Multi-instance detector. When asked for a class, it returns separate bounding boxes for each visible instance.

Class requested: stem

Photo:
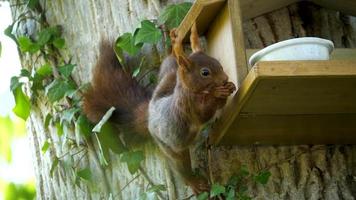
[118,174,140,194]
[138,166,165,200]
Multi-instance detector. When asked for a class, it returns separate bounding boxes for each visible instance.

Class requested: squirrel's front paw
[213,82,236,99]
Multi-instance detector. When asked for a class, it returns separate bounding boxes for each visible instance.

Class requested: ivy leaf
[41,140,51,154]
[36,63,53,77]
[18,36,40,53]
[27,0,40,10]
[210,183,226,197]
[254,170,271,185]
[10,76,21,91]
[147,185,166,193]
[226,188,236,200]
[50,157,59,177]
[135,20,162,45]
[36,26,61,46]
[55,121,63,136]
[116,33,143,56]
[121,150,145,174]
[113,44,126,67]
[4,24,17,44]
[20,69,31,78]
[58,64,75,78]
[197,192,209,200]
[149,74,157,84]
[76,168,91,181]
[12,87,31,120]
[97,122,126,156]
[76,114,93,138]
[44,113,52,129]
[158,2,192,29]
[45,80,76,102]
[61,107,80,124]
[53,37,65,49]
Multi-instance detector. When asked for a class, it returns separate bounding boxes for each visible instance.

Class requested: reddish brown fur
[83,41,150,136]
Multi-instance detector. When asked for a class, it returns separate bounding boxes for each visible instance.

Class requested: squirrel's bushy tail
[83,40,151,135]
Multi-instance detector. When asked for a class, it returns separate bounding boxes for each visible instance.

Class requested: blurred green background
[0,2,36,200]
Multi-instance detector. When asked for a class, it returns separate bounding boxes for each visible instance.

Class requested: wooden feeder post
[177,0,356,145]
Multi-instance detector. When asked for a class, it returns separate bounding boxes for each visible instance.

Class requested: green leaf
[27,0,40,10]
[0,42,2,57]
[36,63,53,77]
[36,26,61,46]
[92,107,115,132]
[210,183,226,197]
[20,69,31,78]
[61,107,80,124]
[158,2,192,29]
[45,80,76,102]
[135,20,162,44]
[121,150,145,174]
[98,122,126,155]
[147,185,166,193]
[58,64,75,78]
[254,170,271,185]
[94,133,109,166]
[133,56,146,78]
[4,24,17,44]
[132,66,141,78]
[226,188,236,200]
[44,113,52,129]
[41,140,50,154]
[10,76,21,91]
[197,192,209,200]
[113,44,126,67]
[149,74,157,84]
[116,33,142,56]
[50,157,59,177]
[76,168,91,181]
[53,37,65,49]
[18,36,40,53]
[55,121,63,136]
[12,87,31,120]
[76,114,93,138]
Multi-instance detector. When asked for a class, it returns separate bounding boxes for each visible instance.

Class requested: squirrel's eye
[200,68,211,77]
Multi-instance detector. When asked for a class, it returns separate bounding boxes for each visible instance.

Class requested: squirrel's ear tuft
[177,55,191,71]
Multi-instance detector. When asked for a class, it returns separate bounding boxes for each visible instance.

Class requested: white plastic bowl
[249,37,334,67]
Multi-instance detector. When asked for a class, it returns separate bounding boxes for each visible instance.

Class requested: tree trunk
[10,0,356,199]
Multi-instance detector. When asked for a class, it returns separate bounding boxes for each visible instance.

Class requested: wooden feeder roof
[178,0,356,39]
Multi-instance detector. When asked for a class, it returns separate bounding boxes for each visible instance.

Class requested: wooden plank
[243,76,356,115]
[206,5,239,85]
[228,0,248,85]
[240,0,298,20]
[311,0,356,17]
[177,0,225,41]
[211,60,356,144]
[220,114,356,145]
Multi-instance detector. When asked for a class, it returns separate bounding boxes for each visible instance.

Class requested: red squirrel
[83,23,236,194]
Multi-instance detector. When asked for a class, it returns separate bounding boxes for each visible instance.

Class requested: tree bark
[10,0,356,199]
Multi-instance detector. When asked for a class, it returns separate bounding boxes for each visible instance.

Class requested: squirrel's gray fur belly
[148,96,197,152]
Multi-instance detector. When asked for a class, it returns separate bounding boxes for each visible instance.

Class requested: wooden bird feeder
[176,0,356,145]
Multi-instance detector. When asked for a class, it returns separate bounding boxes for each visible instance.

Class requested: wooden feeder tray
[211,61,356,145]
